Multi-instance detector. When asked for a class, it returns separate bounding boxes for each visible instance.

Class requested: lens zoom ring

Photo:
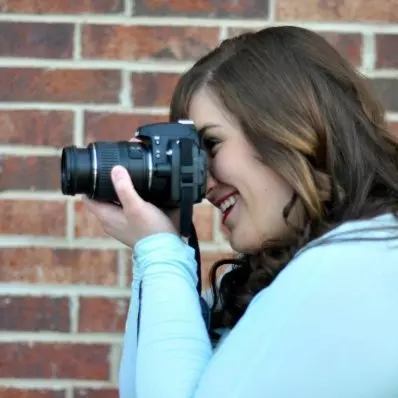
[95,143,121,200]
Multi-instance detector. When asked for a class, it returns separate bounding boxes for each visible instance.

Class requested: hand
[83,165,178,248]
[128,137,182,234]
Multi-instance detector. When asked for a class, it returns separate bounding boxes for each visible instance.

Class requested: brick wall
[0,1,397,397]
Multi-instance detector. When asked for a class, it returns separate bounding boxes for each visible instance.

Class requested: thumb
[111,165,142,211]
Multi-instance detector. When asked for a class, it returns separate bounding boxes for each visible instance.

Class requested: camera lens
[61,141,151,202]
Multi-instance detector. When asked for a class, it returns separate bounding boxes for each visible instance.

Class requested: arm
[134,233,213,397]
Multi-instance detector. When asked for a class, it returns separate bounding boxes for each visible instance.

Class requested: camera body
[61,120,207,209]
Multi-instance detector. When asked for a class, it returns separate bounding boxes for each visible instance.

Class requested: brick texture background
[0,0,397,396]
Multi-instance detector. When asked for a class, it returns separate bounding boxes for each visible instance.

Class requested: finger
[83,195,123,219]
[111,165,142,212]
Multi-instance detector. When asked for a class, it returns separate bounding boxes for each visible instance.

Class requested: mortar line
[219,26,228,41]
[0,379,114,388]
[74,23,82,60]
[362,32,376,71]
[69,295,79,333]
[66,199,75,241]
[110,344,122,385]
[0,284,131,297]
[0,14,396,31]
[118,249,128,288]
[0,58,192,70]
[0,103,170,113]
[268,0,277,22]
[125,0,134,16]
[74,108,84,146]
[0,331,124,343]
[0,146,62,155]
[120,70,133,108]
[0,236,233,251]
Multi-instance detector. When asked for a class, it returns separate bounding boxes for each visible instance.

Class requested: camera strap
[179,139,211,330]
[179,138,202,292]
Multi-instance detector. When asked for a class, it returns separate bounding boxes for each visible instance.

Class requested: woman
[84,26,398,397]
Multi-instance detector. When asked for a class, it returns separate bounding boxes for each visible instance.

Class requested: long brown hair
[169,25,398,329]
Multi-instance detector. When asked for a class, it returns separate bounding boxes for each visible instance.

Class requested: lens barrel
[61,141,150,202]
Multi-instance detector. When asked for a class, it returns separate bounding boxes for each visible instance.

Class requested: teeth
[220,195,237,213]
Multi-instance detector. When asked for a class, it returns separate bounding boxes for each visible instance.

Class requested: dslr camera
[60,120,207,233]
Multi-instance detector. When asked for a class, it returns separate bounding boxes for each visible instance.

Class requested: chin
[228,232,263,254]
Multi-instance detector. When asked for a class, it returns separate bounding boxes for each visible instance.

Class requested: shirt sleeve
[119,231,398,398]
[118,246,143,398]
[133,233,213,398]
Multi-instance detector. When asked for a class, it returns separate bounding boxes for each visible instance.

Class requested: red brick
[376,34,398,68]
[0,69,121,103]
[370,78,398,112]
[0,200,66,236]
[135,0,269,17]
[132,73,181,107]
[0,22,72,58]
[276,0,398,22]
[74,389,118,398]
[0,0,123,13]
[84,112,168,144]
[0,343,110,379]
[74,199,108,238]
[0,110,74,147]
[0,296,70,332]
[201,251,236,290]
[78,297,128,333]
[227,28,362,67]
[0,156,61,191]
[193,204,214,242]
[83,25,219,61]
[0,389,65,398]
[0,248,119,285]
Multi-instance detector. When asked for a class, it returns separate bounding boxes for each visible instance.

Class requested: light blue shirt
[119,213,398,398]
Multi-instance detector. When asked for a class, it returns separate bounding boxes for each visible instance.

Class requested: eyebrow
[196,123,220,136]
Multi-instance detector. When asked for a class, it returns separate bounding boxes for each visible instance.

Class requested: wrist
[133,232,196,275]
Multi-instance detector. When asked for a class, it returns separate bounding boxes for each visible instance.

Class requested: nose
[205,168,217,198]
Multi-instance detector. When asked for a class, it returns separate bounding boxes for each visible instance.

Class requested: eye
[201,135,220,155]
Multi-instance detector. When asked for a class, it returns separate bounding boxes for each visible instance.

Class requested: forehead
[188,88,232,128]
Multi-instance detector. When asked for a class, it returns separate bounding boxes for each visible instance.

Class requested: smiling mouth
[220,194,238,224]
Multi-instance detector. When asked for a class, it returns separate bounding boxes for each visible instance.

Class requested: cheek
[259,166,293,200]
[216,146,253,177]
[249,167,294,223]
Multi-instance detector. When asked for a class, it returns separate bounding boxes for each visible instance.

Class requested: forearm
[133,233,213,398]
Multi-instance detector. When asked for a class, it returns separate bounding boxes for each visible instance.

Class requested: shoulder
[294,212,398,265]
[251,212,398,307]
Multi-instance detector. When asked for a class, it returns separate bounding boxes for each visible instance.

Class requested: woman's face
[188,88,297,253]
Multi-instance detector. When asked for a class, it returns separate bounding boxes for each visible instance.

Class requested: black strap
[179,139,210,329]
[138,138,209,341]
[179,138,202,294]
